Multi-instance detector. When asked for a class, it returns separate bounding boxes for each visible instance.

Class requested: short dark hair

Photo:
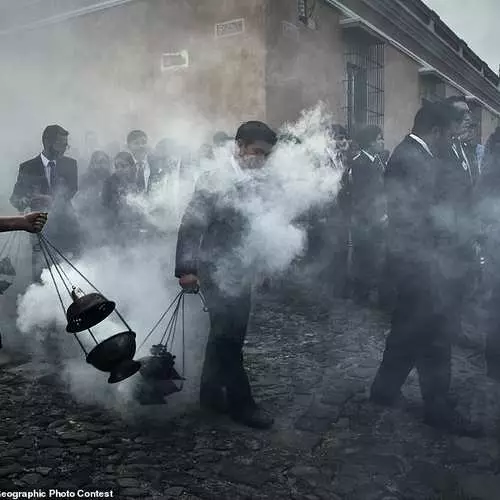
[412,101,455,135]
[355,125,382,149]
[127,130,147,144]
[444,95,467,105]
[42,125,68,146]
[114,151,135,167]
[235,121,277,146]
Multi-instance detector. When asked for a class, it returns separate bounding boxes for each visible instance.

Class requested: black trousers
[371,262,451,409]
[351,223,385,301]
[199,271,254,412]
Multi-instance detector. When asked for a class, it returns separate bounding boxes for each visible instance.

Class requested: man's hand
[179,274,199,292]
[22,212,48,233]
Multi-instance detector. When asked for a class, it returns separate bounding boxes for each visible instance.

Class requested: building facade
[0,0,498,159]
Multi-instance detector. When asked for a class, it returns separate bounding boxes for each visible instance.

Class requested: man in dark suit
[11,125,79,280]
[126,130,164,194]
[349,125,386,304]
[369,102,482,436]
[438,96,482,347]
[175,121,277,429]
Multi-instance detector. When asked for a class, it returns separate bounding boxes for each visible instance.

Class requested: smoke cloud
[11,102,342,416]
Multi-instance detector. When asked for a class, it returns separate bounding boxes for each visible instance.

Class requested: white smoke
[13,102,342,416]
[16,239,208,416]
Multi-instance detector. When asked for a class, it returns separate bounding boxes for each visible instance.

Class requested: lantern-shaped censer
[134,287,208,405]
[37,233,141,383]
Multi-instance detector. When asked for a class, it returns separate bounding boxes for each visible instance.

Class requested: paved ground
[1,283,500,500]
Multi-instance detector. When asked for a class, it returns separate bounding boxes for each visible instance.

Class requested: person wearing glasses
[10,125,80,281]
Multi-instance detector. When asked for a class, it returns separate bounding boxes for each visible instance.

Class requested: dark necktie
[136,162,146,192]
[47,161,56,190]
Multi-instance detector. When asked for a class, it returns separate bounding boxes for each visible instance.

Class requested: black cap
[235,121,277,146]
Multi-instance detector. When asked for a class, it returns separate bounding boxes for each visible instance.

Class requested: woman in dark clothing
[73,150,111,249]
[349,125,386,305]
[102,152,142,244]
[326,124,353,297]
[476,127,500,381]
[81,151,111,191]
[304,124,352,297]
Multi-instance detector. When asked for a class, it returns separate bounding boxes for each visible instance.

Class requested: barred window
[343,31,384,137]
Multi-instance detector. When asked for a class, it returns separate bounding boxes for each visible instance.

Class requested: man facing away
[369,102,482,436]
[10,125,79,280]
[174,120,277,429]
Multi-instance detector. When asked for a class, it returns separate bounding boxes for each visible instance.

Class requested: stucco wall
[482,106,499,144]
[0,0,267,183]
[383,45,421,152]
[265,0,345,130]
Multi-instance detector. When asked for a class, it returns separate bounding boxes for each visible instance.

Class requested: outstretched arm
[0,212,47,233]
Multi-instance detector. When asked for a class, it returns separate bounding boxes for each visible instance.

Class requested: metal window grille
[343,33,384,137]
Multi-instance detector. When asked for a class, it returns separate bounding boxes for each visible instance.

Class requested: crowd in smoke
[6,103,344,415]
[5,80,500,435]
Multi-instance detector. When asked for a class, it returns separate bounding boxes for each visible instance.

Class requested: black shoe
[424,408,484,437]
[199,385,228,414]
[231,405,274,429]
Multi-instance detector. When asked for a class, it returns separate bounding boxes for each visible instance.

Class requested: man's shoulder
[390,136,426,163]
[61,156,77,166]
[20,156,42,169]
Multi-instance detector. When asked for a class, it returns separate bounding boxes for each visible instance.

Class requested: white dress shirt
[40,152,55,188]
[361,150,376,162]
[409,133,433,157]
[134,156,151,189]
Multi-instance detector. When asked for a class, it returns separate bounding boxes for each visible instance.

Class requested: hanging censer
[134,284,208,405]
[37,233,141,383]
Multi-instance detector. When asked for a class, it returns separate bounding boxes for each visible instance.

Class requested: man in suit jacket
[437,97,482,347]
[369,102,481,436]
[175,121,277,430]
[126,130,164,194]
[11,125,80,280]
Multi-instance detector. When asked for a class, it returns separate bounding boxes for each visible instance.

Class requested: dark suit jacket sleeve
[101,176,114,210]
[10,163,31,212]
[385,144,435,262]
[174,174,214,278]
[65,158,78,200]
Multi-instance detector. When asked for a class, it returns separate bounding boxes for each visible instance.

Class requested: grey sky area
[422,0,499,72]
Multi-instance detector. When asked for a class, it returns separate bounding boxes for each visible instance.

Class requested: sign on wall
[215,18,245,39]
[161,51,189,72]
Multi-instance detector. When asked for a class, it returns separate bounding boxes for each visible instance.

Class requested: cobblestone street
[1,285,500,500]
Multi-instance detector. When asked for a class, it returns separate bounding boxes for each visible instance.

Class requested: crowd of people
[6,95,500,436]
